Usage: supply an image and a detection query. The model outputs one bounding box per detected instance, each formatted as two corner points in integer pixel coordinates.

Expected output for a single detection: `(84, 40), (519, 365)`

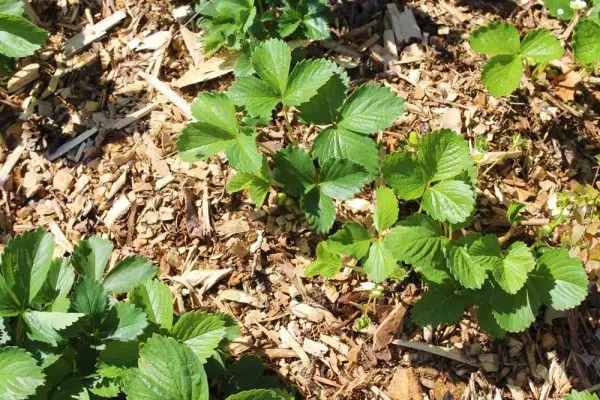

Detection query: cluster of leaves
(469, 22), (563, 96)
(544, 0), (600, 65)
(177, 39), (405, 233)
(0, 0), (48, 74)
(565, 390), (600, 400)
(0, 229), (293, 400)
(306, 131), (589, 337)
(196, 0), (330, 56)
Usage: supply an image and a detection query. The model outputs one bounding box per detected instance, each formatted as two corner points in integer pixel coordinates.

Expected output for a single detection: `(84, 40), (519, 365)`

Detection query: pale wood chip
(391, 340), (479, 367)
(218, 289), (264, 308)
(279, 327), (310, 366)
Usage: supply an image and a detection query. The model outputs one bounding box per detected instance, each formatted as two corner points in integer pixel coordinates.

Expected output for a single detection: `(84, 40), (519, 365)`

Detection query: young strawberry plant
(0, 229), (293, 400)
(565, 391), (600, 400)
(469, 22), (563, 96)
(305, 130), (589, 338)
(0, 0), (48, 74)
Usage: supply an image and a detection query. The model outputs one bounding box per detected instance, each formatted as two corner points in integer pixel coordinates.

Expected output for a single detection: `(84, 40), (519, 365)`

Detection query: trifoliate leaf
(507, 201), (526, 224)
(273, 147), (316, 196)
(364, 240), (398, 283)
(492, 241), (535, 294)
(1, 228), (54, 307)
(284, 59), (335, 106)
(319, 159), (370, 200)
(190, 92), (238, 135)
(251, 38), (291, 95)
(304, 241), (343, 278)
(374, 186), (398, 232)
(23, 311), (83, 345)
(412, 280), (466, 326)
(228, 76), (280, 118)
(530, 249), (588, 310)
(418, 129), (472, 182)
(573, 18), (600, 65)
(101, 302), (148, 341)
(71, 235), (113, 281)
(481, 54), (523, 96)
(0, 0), (24, 15)
(102, 256), (158, 294)
(0, 347), (44, 400)
(564, 391), (600, 400)
(337, 83), (405, 134)
(297, 66), (348, 125)
(171, 311), (228, 362)
(543, 0), (575, 20)
(0, 13), (47, 58)
(469, 22), (520, 55)
(71, 278), (108, 317)
(327, 222), (372, 259)
(301, 186), (336, 233)
(312, 127), (379, 175)
(124, 335), (209, 400)
(382, 152), (427, 200)
(422, 180), (475, 224)
(447, 242), (487, 289)
(384, 214), (448, 266)
(520, 29), (563, 64)
(301, 0), (330, 39)
(490, 282), (541, 332)
(130, 280), (174, 330)
(227, 160), (271, 206)
(476, 304), (506, 339)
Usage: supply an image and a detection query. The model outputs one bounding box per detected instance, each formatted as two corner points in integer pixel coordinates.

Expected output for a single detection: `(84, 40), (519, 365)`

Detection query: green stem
(15, 316), (24, 345)
(258, 142), (276, 156)
(480, 154), (507, 178)
(447, 223), (453, 240)
(282, 105), (296, 144)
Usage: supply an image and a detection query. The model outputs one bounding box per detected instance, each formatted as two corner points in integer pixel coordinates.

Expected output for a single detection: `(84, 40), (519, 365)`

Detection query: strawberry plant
(305, 131), (589, 337)
(0, 0), (48, 74)
(0, 229), (293, 400)
(565, 391), (600, 400)
(469, 22), (563, 96)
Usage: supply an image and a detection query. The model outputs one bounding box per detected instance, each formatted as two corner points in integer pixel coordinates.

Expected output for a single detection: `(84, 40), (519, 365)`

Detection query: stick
(63, 10), (127, 57)
(391, 340), (479, 367)
(0, 145), (25, 189)
(138, 71), (193, 119)
(47, 127), (98, 161)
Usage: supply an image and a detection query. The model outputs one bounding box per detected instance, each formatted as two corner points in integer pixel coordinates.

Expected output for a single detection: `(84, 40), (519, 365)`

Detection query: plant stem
(15, 316), (24, 345)
(480, 154), (507, 178)
(282, 105), (296, 144)
(258, 142), (276, 156)
(447, 223), (453, 240)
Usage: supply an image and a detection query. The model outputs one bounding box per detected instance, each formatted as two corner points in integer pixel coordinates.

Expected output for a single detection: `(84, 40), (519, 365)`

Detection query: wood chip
(0, 145), (25, 189)
(391, 340), (479, 367)
(104, 194), (131, 226)
(7, 63), (40, 93)
(47, 127), (98, 161)
(63, 10), (127, 57)
(219, 289), (264, 308)
(215, 218), (250, 237)
(279, 327), (310, 366)
(386, 367), (422, 400)
(386, 4), (422, 44)
(373, 303), (406, 351)
(173, 53), (236, 88)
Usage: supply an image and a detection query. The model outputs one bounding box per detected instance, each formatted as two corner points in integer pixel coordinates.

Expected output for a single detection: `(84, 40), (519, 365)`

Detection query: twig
(391, 340), (479, 367)
(0, 145), (25, 189)
(138, 71), (193, 119)
(47, 127), (98, 161)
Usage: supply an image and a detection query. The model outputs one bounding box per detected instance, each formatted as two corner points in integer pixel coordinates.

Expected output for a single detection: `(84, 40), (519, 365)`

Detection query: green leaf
(382, 152), (427, 200)
(364, 240), (398, 283)
(418, 129), (472, 182)
(102, 256), (158, 294)
(97, 340), (139, 380)
(490, 282), (541, 332)
(71, 278), (108, 316)
(543, 0), (575, 20)
(33, 257), (75, 306)
(227, 159), (271, 205)
(447, 243), (487, 289)
(327, 222), (372, 259)
(319, 159), (370, 200)
(469, 234), (503, 270)
(102, 302), (148, 341)
(469, 22), (520, 55)
(481, 54), (523, 96)
(130, 280), (174, 330)
(23, 311), (83, 345)
(507, 201), (526, 224)
(0, 53), (12, 75)
(0, 275), (20, 317)
(0, 347), (44, 400)
(228, 76), (280, 118)
(312, 127), (379, 175)
(284, 59), (334, 105)
(492, 242), (535, 294)
(279, 8), (302, 37)
(0, 13), (47, 58)
(273, 147), (316, 196)
(225, 127), (263, 172)
(0, 0), (24, 15)
(412, 280), (466, 326)
(422, 180), (475, 224)
(520, 29), (563, 64)
(374, 186), (398, 232)
(124, 334), (209, 400)
(71, 235), (114, 281)
(171, 311), (228, 362)
(1, 228), (54, 307)
(176, 123), (236, 162)
(384, 214), (447, 266)
(301, 186), (335, 233)
(564, 391), (600, 400)
(226, 389), (288, 400)
(304, 241), (343, 278)
(476, 304), (506, 339)
(573, 18), (600, 65)
(337, 83), (405, 134)
(189, 92), (238, 135)
(251, 39), (291, 95)
(530, 249), (588, 310)
(297, 67), (348, 125)
(301, 1), (330, 39)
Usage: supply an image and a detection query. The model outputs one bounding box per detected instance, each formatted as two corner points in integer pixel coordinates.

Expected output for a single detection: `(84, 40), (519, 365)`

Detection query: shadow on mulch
(456, 0), (518, 19)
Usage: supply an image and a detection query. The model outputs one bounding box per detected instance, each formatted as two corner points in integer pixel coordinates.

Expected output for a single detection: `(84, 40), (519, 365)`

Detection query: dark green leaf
(251, 39), (291, 95)
(327, 222), (372, 259)
(102, 256), (157, 294)
(284, 59), (335, 106)
(71, 278), (108, 316)
(101, 302), (148, 341)
(573, 18), (600, 65)
(23, 311), (83, 345)
(412, 280), (466, 326)
(312, 127), (379, 175)
(228, 76), (280, 118)
(297, 66), (348, 125)
(384, 214), (447, 266)
(227, 158), (272, 205)
(418, 129), (472, 182)
(273, 147), (316, 196)
(490, 282), (541, 332)
(422, 180), (475, 224)
(319, 159), (370, 200)
(301, 186), (336, 233)
(71, 235), (114, 281)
